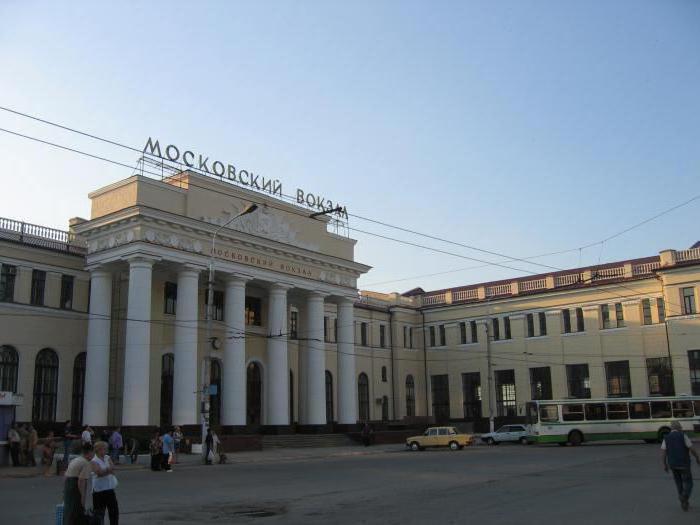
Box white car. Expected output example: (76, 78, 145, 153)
(480, 424, 529, 445)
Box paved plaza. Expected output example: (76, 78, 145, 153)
(1, 442, 698, 524)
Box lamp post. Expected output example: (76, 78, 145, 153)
(202, 203, 258, 460)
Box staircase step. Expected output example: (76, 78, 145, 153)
(261, 434, 356, 449)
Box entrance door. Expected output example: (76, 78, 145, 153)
(247, 362, 262, 426)
(431, 374, 450, 424)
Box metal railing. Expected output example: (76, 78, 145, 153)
(0, 217, 86, 255)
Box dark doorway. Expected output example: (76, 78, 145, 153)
(160, 353, 174, 428)
(247, 362, 262, 426)
(209, 359, 222, 427)
(431, 374, 450, 424)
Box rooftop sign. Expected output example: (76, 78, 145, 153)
(143, 138, 349, 220)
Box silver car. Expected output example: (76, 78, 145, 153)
(480, 424, 529, 445)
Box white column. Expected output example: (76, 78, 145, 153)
(267, 283, 291, 426)
(122, 257, 154, 426)
(172, 266, 200, 425)
(83, 269, 112, 426)
(304, 291, 327, 425)
(222, 275, 248, 426)
(337, 298, 357, 424)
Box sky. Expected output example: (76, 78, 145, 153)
(1, 1, 699, 294)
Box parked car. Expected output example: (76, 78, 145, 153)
(480, 424, 529, 445)
(406, 426, 474, 451)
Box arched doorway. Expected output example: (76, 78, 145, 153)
(247, 362, 262, 426)
(209, 359, 222, 427)
(33, 348, 59, 423)
(160, 353, 174, 428)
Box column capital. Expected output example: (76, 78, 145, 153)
(225, 273, 253, 286)
(270, 282, 294, 295)
(179, 263, 206, 275)
(306, 290, 330, 301)
(124, 254, 160, 268)
(336, 295, 357, 307)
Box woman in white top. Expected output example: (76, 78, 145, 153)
(91, 441, 119, 524)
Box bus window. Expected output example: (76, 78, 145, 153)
(539, 404, 558, 423)
(585, 403, 606, 421)
(562, 404, 584, 421)
(695, 401, 700, 416)
(629, 402, 650, 419)
(526, 402, 538, 424)
(672, 401, 694, 418)
(650, 401, 671, 418)
(607, 403, 629, 420)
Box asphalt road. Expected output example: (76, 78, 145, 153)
(1, 442, 698, 524)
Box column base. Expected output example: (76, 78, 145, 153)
(295, 424, 334, 434)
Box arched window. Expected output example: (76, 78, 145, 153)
(32, 348, 58, 423)
(405, 375, 416, 417)
(0, 345, 19, 392)
(381, 366, 387, 382)
(382, 395, 389, 421)
(71, 353, 86, 426)
(358, 373, 369, 422)
(325, 371, 334, 423)
(209, 359, 222, 427)
(160, 353, 174, 427)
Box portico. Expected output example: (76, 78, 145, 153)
(74, 171, 370, 430)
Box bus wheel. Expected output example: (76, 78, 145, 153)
(568, 431, 583, 446)
(658, 427, 671, 443)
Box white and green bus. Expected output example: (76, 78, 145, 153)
(525, 396, 700, 445)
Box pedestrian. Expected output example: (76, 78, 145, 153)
(205, 428, 214, 465)
(63, 442, 95, 525)
(149, 431, 162, 471)
(63, 420, 78, 465)
(42, 431, 57, 476)
(81, 425, 93, 446)
(7, 423, 21, 467)
(662, 420, 700, 511)
(27, 424, 38, 467)
(18, 423, 29, 466)
(172, 426, 183, 464)
(161, 429, 174, 472)
(92, 440, 120, 524)
(109, 427, 123, 464)
(361, 422, 371, 447)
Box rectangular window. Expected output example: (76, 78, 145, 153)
(682, 287, 696, 315)
(324, 316, 330, 342)
(601, 304, 611, 329)
(585, 403, 606, 421)
(689, 350, 700, 395)
(646, 357, 674, 396)
(657, 298, 666, 323)
(672, 400, 694, 418)
(60, 275, 74, 310)
(204, 289, 224, 321)
(403, 326, 409, 348)
(492, 318, 500, 341)
(409, 327, 413, 348)
(439, 324, 446, 346)
(629, 402, 650, 420)
(641, 299, 652, 325)
(430, 374, 450, 422)
(495, 369, 516, 417)
(380, 325, 386, 348)
(428, 326, 436, 347)
(333, 318, 338, 342)
(566, 364, 591, 399)
(562, 404, 584, 422)
(561, 309, 571, 334)
(470, 321, 478, 343)
(606, 402, 629, 420)
(605, 360, 631, 397)
(615, 303, 625, 328)
(504, 317, 511, 340)
(245, 296, 262, 326)
(290, 310, 298, 339)
(0, 264, 17, 302)
(651, 401, 671, 418)
(540, 405, 559, 422)
(461, 372, 481, 419)
(213, 291, 224, 321)
(529, 366, 552, 400)
(575, 308, 584, 332)
(30, 269, 46, 306)
(459, 322, 467, 344)
(538, 312, 547, 336)
(164, 282, 177, 315)
(526, 314, 534, 338)
(360, 322, 368, 346)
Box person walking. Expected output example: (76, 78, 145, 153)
(361, 422, 371, 447)
(7, 424, 21, 467)
(27, 425, 38, 467)
(172, 426, 183, 464)
(92, 441, 120, 524)
(42, 431, 57, 476)
(63, 442, 95, 525)
(18, 423, 29, 466)
(149, 431, 162, 471)
(662, 420, 700, 511)
(109, 427, 123, 464)
(81, 425, 93, 446)
(63, 420, 78, 465)
(204, 428, 214, 465)
(161, 430, 174, 472)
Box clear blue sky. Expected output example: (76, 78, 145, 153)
(1, 1, 699, 293)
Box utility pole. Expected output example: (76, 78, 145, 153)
(485, 322, 495, 433)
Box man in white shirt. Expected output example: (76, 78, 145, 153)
(81, 426, 93, 445)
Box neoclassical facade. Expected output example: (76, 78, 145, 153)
(1, 170, 700, 437)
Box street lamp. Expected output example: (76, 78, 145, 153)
(201, 202, 258, 460)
